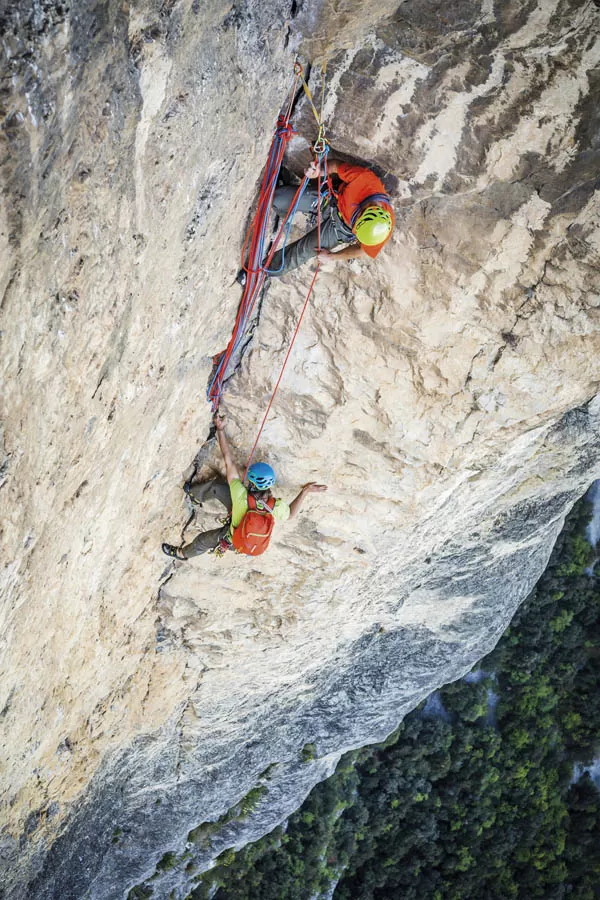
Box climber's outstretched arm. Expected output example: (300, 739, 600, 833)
(289, 482, 328, 520)
(215, 414, 241, 484)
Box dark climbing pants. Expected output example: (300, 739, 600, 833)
(268, 187, 355, 277)
(181, 480, 232, 558)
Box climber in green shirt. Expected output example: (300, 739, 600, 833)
(162, 414, 327, 559)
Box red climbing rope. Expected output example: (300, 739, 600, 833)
(207, 61, 331, 477)
(207, 66, 304, 412)
(243, 168, 324, 479)
(243, 260, 322, 480)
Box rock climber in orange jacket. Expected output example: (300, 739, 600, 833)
(268, 160, 394, 276)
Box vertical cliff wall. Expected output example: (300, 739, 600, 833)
(1, 0, 599, 897)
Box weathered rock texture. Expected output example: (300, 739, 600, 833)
(1, 0, 599, 897)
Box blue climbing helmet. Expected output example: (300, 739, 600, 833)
(247, 462, 276, 491)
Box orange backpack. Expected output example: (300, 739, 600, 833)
(231, 494, 276, 556)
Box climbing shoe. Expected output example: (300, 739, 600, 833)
(162, 543, 187, 560)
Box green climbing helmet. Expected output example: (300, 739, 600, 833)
(354, 206, 393, 245)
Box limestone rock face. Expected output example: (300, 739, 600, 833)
(1, 0, 599, 897)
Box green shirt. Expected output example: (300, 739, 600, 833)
(228, 479, 290, 535)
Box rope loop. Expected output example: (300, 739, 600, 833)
(276, 116, 295, 140)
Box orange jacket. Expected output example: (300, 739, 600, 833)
(336, 163, 394, 259)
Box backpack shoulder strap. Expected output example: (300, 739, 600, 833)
(246, 493, 274, 514)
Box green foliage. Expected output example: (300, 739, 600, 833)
(187, 783, 269, 859)
(301, 743, 317, 763)
(156, 851, 177, 872)
(555, 533, 592, 576)
(239, 785, 267, 817)
(550, 608, 574, 633)
(127, 888, 153, 900)
(185, 497, 600, 900)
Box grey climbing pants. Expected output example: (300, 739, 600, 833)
(181, 480, 232, 558)
(268, 187, 355, 277)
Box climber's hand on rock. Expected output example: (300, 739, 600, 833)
(318, 249, 335, 260)
(305, 161, 320, 179)
(214, 412, 226, 431)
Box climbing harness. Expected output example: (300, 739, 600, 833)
(205, 60, 332, 480)
(213, 530, 234, 558)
